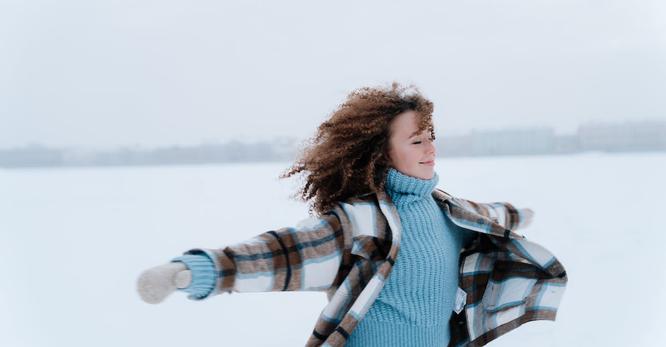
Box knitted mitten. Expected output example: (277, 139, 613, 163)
(136, 262, 192, 304)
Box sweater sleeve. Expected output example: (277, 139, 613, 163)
(170, 254, 217, 300)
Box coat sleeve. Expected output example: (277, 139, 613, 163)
(454, 197, 534, 231)
(175, 210, 351, 301)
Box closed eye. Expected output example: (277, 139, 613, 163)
(413, 137, 434, 145)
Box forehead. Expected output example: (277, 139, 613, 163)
(390, 111, 428, 139)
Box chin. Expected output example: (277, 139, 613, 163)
(423, 169, 435, 179)
(415, 170, 434, 180)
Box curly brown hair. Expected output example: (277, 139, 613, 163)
(279, 82, 435, 216)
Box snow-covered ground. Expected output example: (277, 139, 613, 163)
(1, 152, 664, 346)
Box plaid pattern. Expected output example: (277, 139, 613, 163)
(182, 188, 567, 346)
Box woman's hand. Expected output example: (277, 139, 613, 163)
(136, 262, 192, 304)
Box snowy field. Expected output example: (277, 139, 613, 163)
(1, 152, 664, 347)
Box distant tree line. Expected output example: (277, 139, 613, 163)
(1, 120, 664, 168)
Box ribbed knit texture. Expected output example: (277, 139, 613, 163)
(346, 167, 473, 347)
(170, 254, 216, 300)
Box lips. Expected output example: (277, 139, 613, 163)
(420, 160, 435, 165)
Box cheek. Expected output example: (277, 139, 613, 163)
(397, 148, 420, 165)
(406, 148, 421, 161)
(391, 144, 420, 166)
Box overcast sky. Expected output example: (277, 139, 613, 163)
(1, 0, 665, 150)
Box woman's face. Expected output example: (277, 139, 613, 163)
(387, 110, 436, 179)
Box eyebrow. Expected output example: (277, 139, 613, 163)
(409, 130, 422, 139)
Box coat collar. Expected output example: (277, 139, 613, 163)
(367, 188, 524, 242)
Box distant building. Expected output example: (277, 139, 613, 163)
(578, 120, 666, 152)
(0, 144, 63, 167)
(441, 127, 556, 157)
(553, 134, 580, 154)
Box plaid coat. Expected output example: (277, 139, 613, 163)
(182, 188, 568, 346)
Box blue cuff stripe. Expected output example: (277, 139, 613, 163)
(171, 254, 217, 300)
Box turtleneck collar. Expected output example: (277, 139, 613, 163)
(385, 167, 439, 206)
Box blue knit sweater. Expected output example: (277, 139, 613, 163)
(346, 167, 475, 347)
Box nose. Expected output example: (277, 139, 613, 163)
(426, 140, 436, 157)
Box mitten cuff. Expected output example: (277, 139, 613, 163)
(171, 254, 216, 300)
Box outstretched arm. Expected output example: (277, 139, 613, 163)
(453, 197, 534, 231)
(185, 214, 346, 295)
(172, 211, 350, 301)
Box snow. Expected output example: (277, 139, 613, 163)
(1, 152, 664, 346)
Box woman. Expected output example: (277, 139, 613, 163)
(137, 82, 567, 346)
